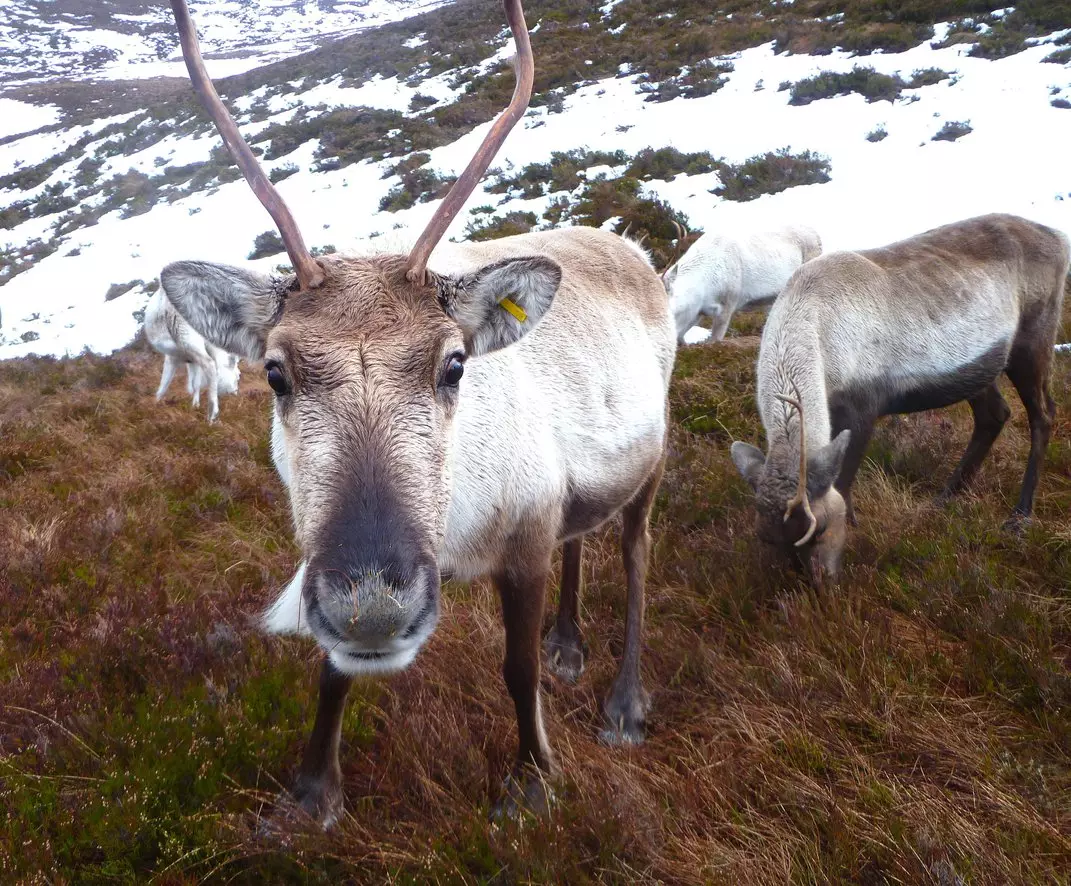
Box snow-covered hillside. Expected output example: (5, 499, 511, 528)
(1, 1, 1071, 358)
(0, 0, 451, 84)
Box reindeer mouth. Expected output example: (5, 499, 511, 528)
(304, 594, 439, 676)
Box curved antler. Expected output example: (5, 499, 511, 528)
(170, 0, 323, 291)
(773, 380, 818, 547)
(405, 0, 534, 284)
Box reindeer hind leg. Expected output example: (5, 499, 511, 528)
(601, 455, 665, 746)
(543, 537, 586, 683)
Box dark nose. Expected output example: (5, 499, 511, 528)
(307, 560, 439, 647)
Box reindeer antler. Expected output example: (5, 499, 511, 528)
(773, 380, 818, 547)
(170, 0, 323, 291)
(405, 0, 534, 284)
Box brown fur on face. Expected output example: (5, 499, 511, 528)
(267, 255, 462, 577)
(749, 440, 848, 583)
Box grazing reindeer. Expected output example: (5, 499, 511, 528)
(145, 287, 240, 421)
(663, 223, 822, 343)
(731, 214, 1069, 584)
(161, 0, 674, 826)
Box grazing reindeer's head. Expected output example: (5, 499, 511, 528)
(730, 385, 851, 583)
(164, 0, 546, 672)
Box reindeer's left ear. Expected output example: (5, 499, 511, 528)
(433, 256, 561, 356)
(807, 429, 851, 496)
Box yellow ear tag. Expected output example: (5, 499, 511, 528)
(498, 296, 527, 323)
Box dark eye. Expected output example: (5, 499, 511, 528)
(265, 362, 290, 395)
(441, 354, 465, 388)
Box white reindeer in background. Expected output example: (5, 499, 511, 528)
(160, 0, 674, 826)
(145, 287, 241, 421)
(663, 223, 822, 343)
(732, 213, 1069, 586)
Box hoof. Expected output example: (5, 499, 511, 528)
(491, 769, 556, 822)
(543, 627, 585, 683)
(1002, 512, 1031, 535)
(600, 681, 650, 746)
(285, 772, 345, 831)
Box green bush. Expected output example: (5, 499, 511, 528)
(566, 177, 692, 270)
(638, 60, 733, 103)
(268, 163, 299, 183)
(932, 120, 972, 141)
(379, 165, 456, 212)
(487, 149, 628, 198)
(713, 149, 832, 202)
(464, 210, 538, 241)
(787, 67, 904, 106)
(627, 147, 718, 181)
(248, 230, 285, 260)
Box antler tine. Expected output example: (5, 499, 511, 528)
(773, 379, 817, 547)
(405, 0, 534, 284)
(169, 0, 323, 291)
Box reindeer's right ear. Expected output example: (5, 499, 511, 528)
(731, 441, 765, 490)
(160, 260, 285, 359)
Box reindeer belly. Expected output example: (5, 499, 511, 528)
(835, 337, 1011, 418)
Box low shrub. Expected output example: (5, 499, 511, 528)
(104, 280, 144, 302)
(268, 163, 299, 183)
(787, 67, 903, 105)
(566, 177, 692, 270)
(464, 210, 538, 241)
(248, 231, 285, 260)
(379, 165, 456, 212)
(932, 120, 972, 141)
(626, 147, 718, 181)
(487, 149, 628, 198)
(866, 126, 888, 142)
(713, 149, 831, 202)
(638, 60, 733, 103)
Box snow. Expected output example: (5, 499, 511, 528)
(3, 22, 1071, 357)
(0, 0, 453, 85)
(0, 99, 62, 139)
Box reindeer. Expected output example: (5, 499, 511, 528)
(145, 287, 241, 421)
(663, 223, 822, 343)
(731, 213, 1069, 585)
(161, 0, 674, 825)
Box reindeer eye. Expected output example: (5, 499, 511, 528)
(265, 362, 290, 395)
(441, 354, 465, 388)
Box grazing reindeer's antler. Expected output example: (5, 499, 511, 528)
(774, 380, 818, 547)
(667, 220, 690, 267)
(405, 0, 534, 284)
(169, 0, 324, 291)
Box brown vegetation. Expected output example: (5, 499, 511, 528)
(1, 296, 1070, 879)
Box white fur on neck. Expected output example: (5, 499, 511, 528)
(262, 562, 313, 636)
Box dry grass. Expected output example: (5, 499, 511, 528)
(1, 327, 1070, 883)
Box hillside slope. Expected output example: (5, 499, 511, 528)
(2, 0, 1071, 356)
(0, 326, 1069, 880)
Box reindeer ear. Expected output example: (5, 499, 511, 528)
(161, 260, 285, 359)
(433, 256, 561, 357)
(807, 429, 851, 496)
(731, 441, 765, 490)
